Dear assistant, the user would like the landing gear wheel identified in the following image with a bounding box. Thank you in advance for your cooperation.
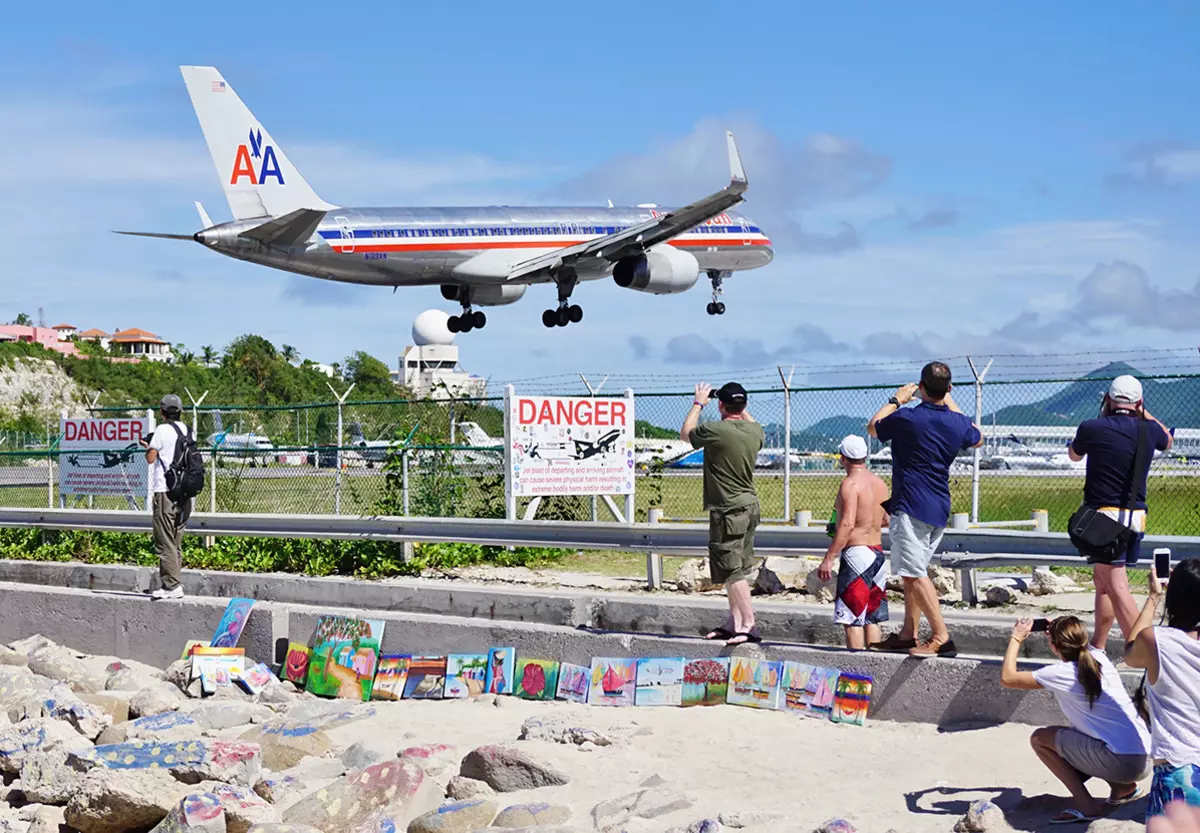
[459,315,474,333]
[542,309,557,328]
[556,307,571,327]
[568,304,583,323]
[472,310,487,329]
[447,315,461,333]
[706,302,716,315]
[715,302,726,315]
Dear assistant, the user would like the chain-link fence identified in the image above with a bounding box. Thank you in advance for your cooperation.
[3,368,1198,535]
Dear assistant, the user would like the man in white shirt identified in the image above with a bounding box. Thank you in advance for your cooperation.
[140,393,190,600]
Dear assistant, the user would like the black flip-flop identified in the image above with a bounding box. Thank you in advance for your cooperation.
[726,632,762,646]
[704,627,735,641]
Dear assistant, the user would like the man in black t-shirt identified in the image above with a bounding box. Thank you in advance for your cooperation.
[1068,375,1172,649]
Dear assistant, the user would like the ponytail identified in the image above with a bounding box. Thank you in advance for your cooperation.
[1050,616,1104,708]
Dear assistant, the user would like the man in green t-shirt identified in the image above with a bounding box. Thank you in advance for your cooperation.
[681,381,765,645]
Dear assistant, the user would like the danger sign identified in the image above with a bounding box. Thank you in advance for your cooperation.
[507,395,635,497]
[59,417,150,497]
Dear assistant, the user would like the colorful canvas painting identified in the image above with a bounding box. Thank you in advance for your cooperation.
[210,598,255,648]
[635,657,684,706]
[485,647,515,695]
[234,662,274,695]
[555,663,589,703]
[588,658,637,707]
[781,661,816,715]
[444,654,489,698]
[515,658,560,701]
[804,666,841,719]
[284,643,311,686]
[371,654,411,702]
[180,640,206,661]
[190,649,244,687]
[726,657,783,710]
[831,672,872,726]
[682,657,730,707]
[305,616,386,701]
[404,656,447,699]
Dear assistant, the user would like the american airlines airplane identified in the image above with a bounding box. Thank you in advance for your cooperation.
[120,67,773,333]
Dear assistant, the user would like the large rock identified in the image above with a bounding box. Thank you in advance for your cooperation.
[806,569,836,603]
[444,776,493,801]
[593,785,694,829]
[340,739,390,773]
[101,710,202,745]
[130,684,183,718]
[196,784,279,833]
[519,718,614,748]
[253,774,307,806]
[719,811,782,828]
[0,718,94,774]
[164,660,194,693]
[984,585,1019,607]
[928,565,960,599]
[492,802,572,828]
[186,702,276,731]
[76,739,262,788]
[253,684,297,708]
[239,722,331,771]
[8,634,55,656]
[107,666,164,695]
[1029,567,1080,596]
[754,556,818,594]
[953,800,1009,832]
[20,747,88,804]
[15,683,113,740]
[80,692,133,726]
[399,744,457,777]
[150,792,228,833]
[65,768,190,833]
[25,806,66,833]
[284,701,376,729]
[407,798,498,833]
[173,741,263,788]
[28,645,106,693]
[674,559,716,594]
[0,646,28,668]
[459,746,569,793]
[0,667,54,706]
[281,761,439,832]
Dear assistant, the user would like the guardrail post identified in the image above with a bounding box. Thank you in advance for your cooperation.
[960,566,979,606]
[794,510,812,528]
[401,447,410,516]
[778,366,795,521]
[1031,509,1049,533]
[206,447,217,548]
[951,512,970,531]
[646,507,664,590]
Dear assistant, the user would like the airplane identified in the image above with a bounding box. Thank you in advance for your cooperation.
[65,444,141,469]
[572,429,622,460]
[119,67,773,333]
[207,412,276,465]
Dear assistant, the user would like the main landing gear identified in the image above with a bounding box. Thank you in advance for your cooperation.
[542,267,583,328]
[705,270,728,315]
[443,285,487,333]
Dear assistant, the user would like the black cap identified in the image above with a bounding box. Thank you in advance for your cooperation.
[716,382,748,405]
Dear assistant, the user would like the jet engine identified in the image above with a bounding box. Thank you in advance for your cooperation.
[612,246,700,294]
[470,284,527,306]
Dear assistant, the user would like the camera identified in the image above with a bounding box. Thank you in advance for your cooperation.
[1154,548,1172,582]
[1030,618,1050,633]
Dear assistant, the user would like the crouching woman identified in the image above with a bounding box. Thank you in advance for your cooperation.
[1002,615,1150,824]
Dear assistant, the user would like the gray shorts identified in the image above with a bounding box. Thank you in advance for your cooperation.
[889,512,945,579]
[1056,727,1150,784]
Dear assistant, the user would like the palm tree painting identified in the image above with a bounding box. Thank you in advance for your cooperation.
[444,654,489,698]
[831,672,872,726]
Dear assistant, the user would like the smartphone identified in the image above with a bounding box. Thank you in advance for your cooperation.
[1030,618,1050,633]
[1154,548,1172,581]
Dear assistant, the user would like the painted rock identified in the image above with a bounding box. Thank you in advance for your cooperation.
[492,802,572,828]
[407,799,498,833]
[281,760,439,833]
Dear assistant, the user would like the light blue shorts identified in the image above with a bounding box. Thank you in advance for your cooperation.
[889,512,945,579]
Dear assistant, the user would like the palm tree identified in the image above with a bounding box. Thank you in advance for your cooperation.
[281,344,299,364]
[12,313,31,326]
[177,350,195,366]
[201,345,217,367]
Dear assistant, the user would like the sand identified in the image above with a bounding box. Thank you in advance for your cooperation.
[322,694,1148,833]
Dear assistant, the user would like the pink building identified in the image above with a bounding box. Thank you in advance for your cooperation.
[0,325,79,357]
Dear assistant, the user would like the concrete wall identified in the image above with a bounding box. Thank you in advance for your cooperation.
[0,578,1074,729]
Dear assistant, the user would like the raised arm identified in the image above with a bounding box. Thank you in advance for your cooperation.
[681,383,711,444]
[1124,566,1164,681]
[945,392,985,449]
[1000,619,1042,690]
[868,383,916,438]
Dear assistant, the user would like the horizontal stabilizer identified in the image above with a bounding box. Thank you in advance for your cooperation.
[239,208,326,247]
[114,231,195,241]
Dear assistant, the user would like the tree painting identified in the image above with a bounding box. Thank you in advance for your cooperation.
[683,658,728,707]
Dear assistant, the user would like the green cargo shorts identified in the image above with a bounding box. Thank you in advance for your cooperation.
[708,501,761,585]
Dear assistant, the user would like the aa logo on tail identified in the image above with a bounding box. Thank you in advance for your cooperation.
[230,128,285,186]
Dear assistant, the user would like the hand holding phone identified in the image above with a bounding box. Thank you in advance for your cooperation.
[1030,618,1050,633]
[1154,548,1172,584]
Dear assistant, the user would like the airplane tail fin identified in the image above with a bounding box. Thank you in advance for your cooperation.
[456,421,494,447]
[347,422,366,444]
[180,66,334,221]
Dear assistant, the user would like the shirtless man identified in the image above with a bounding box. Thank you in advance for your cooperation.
[817,435,890,649]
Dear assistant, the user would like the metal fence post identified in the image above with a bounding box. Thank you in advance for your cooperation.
[326,382,355,516]
[778,366,795,521]
[401,447,410,516]
[646,507,664,589]
[206,447,216,548]
[966,356,993,524]
[794,510,812,527]
[504,385,516,521]
[623,388,636,525]
[1031,509,1049,532]
[579,373,609,522]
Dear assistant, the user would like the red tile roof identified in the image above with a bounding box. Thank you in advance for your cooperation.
[111,328,166,344]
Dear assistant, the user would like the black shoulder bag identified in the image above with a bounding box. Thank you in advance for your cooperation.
[1067,419,1147,563]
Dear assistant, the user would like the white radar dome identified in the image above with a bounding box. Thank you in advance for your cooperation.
[412,309,455,346]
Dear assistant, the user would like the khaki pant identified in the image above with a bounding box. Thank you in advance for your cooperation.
[707,501,761,584]
[152,492,186,591]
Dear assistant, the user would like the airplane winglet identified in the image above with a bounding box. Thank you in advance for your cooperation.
[727,131,747,186]
[195,201,214,229]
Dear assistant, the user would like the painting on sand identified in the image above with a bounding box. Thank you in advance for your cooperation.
[781,661,816,715]
[210,598,255,648]
[555,663,589,703]
[371,654,411,702]
[484,647,515,695]
[588,658,636,707]
[635,657,684,706]
[284,643,311,687]
[804,666,840,719]
[515,658,560,701]
[444,654,489,698]
[305,616,386,701]
[682,658,729,707]
[404,656,447,699]
[831,672,872,726]
[726,657,782,710]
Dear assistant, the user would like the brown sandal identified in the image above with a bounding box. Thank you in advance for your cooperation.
[869,633,917,652]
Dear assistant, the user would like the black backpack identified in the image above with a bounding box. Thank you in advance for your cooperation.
[162,423,205,503]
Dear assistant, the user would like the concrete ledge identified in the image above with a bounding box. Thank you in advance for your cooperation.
[0,579,1074,728]
[0,559,1119,661]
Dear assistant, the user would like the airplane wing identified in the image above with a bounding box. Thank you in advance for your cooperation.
[507,131,748,282]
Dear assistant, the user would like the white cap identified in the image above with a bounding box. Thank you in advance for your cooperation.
[839,435,869,461]
[1108,375,1143,404]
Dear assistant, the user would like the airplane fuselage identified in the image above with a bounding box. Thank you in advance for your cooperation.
[197,205,772,290]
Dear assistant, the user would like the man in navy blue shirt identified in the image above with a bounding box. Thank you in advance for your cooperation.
[868,361,982,658]
[1068,374,1172,650]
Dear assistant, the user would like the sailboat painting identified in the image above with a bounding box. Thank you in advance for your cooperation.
[831,672,873,726]
[588,658,637,707]
[555,663,590,703]
[635,657,684,706]
[804,666,841,719]
[781,661,817,715]
[725,657,783,710]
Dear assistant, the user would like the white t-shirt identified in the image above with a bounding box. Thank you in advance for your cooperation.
[1033,647,1151,756]
[148,422,190,494]
[1148,626,1200,767]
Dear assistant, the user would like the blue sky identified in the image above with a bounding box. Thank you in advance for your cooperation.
[2,1,1199,388]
